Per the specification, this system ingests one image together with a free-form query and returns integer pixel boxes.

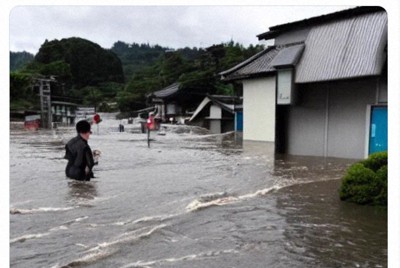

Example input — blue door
[235,111,243,132]
[369,106,388,154]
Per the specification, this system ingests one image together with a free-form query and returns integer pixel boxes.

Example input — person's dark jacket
[64,135,95,181]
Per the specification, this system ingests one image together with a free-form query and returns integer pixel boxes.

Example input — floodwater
[10,114,387,268]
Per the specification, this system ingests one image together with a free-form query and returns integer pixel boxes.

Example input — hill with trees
[10,37,264,114]
[33,37,124,88]
[10,37,125,111]
[10,51,34,72]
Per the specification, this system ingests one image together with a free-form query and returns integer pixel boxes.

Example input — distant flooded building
[51,101,78,126]
[188,95,242,134]
[147,83,183,123]
[74,106,96,123]
[147,82,205,124]
[220,6,387,159]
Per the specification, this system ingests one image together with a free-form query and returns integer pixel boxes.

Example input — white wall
[242,77,276,141]
[209,105,222,119]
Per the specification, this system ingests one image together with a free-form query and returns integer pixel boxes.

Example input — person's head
[76,120,92,140]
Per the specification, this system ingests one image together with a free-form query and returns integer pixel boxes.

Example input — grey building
[220,6,387,159]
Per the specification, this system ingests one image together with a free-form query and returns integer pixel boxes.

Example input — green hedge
[339,151,387,206]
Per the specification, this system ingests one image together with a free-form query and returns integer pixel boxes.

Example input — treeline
[10,51,34,72]
[111,41,169,79]
[115,41,264,111]
[10,37,264,112]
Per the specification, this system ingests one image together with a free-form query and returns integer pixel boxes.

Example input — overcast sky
[9,5,354,55]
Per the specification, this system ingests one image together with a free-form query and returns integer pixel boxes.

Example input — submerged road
[10,116,387,267]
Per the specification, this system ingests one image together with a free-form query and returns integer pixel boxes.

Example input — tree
[82,86,103,112]
[10,72,32,100]
[10,72,38,110]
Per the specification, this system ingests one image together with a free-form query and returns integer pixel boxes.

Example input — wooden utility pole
[37,77,54,129]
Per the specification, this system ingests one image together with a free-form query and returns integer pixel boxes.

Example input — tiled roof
[148,82,180,99]
[270,44,305,68]
[220,46,282,81]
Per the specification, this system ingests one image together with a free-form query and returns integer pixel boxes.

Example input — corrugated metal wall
[296,11,387,83]
[286,79,378,159]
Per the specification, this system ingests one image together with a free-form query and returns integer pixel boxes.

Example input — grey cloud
[9,5,351,54]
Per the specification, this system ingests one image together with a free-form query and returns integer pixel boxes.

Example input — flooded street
[10,115,387,268]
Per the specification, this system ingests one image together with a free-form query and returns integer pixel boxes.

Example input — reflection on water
[243,140,275,156]
[273,154,355,181]
[277,179,387,267]
[66,180,98,204]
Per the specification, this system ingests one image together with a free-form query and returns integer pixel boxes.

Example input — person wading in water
[64,120,97,181]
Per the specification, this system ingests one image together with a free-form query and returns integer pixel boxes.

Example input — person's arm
[84,147,95,170]
[64,145,71,160]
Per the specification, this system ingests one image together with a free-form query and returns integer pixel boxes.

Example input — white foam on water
[11,215,90,245]
[85,224,167,254]
[186,177,342,212]
[10,232,50,244]
[54,224,167,267]
[74,216,89,222]
[49,225,69,232]
[113,222,126,226]
[185,187,280,212]
[186,196,239,212]
[111,214,177,227]
[62,216,90,227]
[10,206,75,215]
[120,248,239,268]
[56,248,118,268]
[238,185,281,199]
[132,214,177,224]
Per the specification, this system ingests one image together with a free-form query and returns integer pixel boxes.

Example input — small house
[147,83,183,123]
[147,82,205,124]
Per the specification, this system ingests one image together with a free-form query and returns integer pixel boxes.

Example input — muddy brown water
[10,118,387,267]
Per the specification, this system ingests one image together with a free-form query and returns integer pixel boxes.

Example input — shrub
[359,151,387,172]
[374,165,388,206]
[339,152,387,206]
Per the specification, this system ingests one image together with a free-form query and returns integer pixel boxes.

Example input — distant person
[64,120,97,181]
